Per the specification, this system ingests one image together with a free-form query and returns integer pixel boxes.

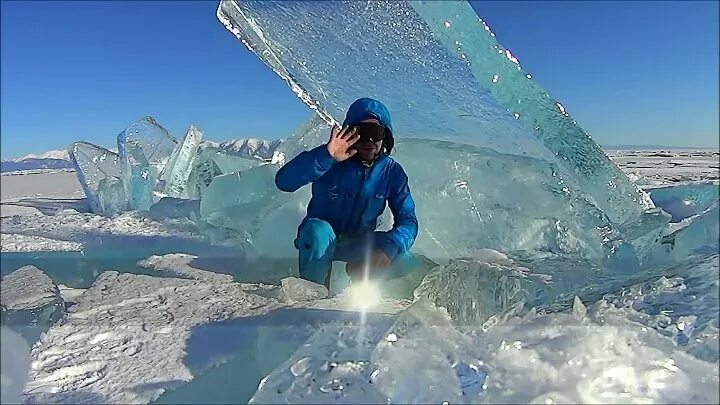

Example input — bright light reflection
[349,280,381,311]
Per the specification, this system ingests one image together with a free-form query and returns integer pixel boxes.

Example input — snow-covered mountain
[15,150,70,161]
[0,138,284,173]
[1,149,73,173]
[201,138,284,159]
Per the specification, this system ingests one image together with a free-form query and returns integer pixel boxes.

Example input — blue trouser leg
[296,219,420,286]
[295,219,337,285]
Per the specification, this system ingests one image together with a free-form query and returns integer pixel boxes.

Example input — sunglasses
[353,122,387,143]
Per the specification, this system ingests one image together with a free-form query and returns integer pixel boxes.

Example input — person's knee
[298,219,336,250]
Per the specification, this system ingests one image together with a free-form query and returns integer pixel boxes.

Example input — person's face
[351,118,384,161]
[353,138,383,161]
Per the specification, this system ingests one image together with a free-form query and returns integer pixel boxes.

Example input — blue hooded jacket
[275,98,418,260]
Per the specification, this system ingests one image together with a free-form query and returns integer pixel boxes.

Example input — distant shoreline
[603,145,719,151]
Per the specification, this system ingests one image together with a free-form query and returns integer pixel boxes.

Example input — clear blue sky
[1,1,718,159]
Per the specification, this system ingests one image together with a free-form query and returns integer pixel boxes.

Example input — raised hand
[327,125,360,162]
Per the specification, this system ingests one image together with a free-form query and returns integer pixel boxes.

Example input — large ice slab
[202,133,661,262]
[199,164,311,258]
[184,143,279,200]
[394,138,633,260]
[217,0,653,228]
[248,322,392,404]
[1,265,64,327]
[369,302,480,403]
[69,141,126,214]
[117,117,177,211]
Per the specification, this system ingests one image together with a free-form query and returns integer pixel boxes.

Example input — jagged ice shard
[159,125,204,199]
[216,0,667,263]
[117,117,177,211]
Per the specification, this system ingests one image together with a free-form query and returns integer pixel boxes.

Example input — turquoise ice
[216,0,667,263]
[68,141,125,214]
[159,125,204,199]
[117,117,177,211]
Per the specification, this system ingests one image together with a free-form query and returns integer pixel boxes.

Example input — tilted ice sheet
[69,141,124,213]
[216,0,652,226]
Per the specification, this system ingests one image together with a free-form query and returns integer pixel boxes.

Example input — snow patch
[0,210,206,250]
[23,270,285,404]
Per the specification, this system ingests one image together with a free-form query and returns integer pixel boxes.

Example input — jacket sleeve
[275,145,336,192]
[378,163,419,261]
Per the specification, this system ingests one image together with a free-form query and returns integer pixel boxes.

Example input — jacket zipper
[347,165,371,233]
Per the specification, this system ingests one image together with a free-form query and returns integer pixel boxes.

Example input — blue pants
[294,218,412,286]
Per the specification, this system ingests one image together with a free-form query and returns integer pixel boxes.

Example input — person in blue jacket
[275,98,419,288]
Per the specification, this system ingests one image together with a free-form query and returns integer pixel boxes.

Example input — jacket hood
[342,98,394,154]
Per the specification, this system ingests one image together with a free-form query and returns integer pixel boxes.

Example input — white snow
[1,266,62,311]
[1,233,83,252]
[1,210,206,253]
[608,150,719,187]
[1,168,76,176]
[23,270,285,404]
[1,171,85,217]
